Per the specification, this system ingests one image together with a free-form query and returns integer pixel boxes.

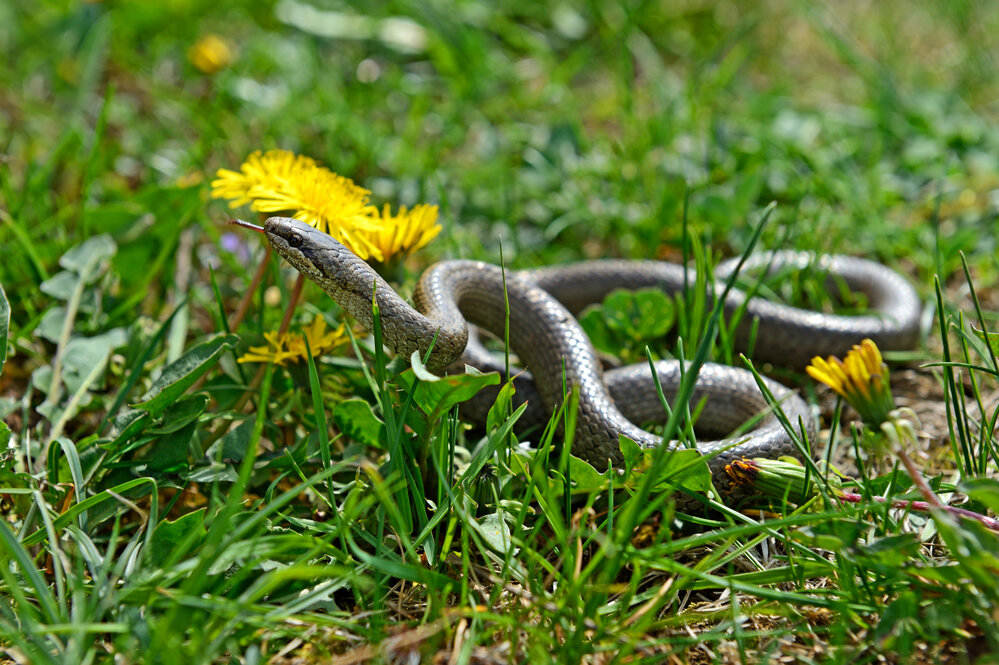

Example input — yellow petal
[214,149,380,261]
[806,360,849,398]
[860,338,883,375]
[844,352,870,385]
[356,203,442,263]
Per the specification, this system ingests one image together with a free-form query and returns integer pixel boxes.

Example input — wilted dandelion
[726,456,843,502]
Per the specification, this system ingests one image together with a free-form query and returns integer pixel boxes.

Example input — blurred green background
[3,0,999,327]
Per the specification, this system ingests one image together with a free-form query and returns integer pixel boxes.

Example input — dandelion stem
[278,273,305,337]
[229,245,272,332]
[895,445,946,510]
[838,492,999,531]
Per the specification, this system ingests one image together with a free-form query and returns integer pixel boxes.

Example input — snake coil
[253,216,921,507]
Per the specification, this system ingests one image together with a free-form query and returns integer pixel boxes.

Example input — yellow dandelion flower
[238,315,349,366]
[806,338,895,426]
[211,150,384,261]
[237,330,300,366]
[302,315,346,351]
[843,354,871,400]
[212,150,316,208]
[805,357,850,399]
[189,34,236,75]
[359,203,442,264]
[288,316,350,359]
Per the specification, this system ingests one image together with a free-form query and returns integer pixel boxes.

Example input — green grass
[3,0,999,663]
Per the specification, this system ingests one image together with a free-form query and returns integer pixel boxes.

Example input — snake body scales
[257,216,921,503]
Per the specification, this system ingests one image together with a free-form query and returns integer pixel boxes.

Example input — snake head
[263,216,312,254]
[261,216,386,307]
[261,216,343,284]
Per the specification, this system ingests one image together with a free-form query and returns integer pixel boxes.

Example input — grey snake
[236,216,922,505]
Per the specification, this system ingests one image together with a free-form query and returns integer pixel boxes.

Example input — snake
[233,216,922,505]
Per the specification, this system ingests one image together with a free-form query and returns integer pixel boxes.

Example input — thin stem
[838,492,999,531]
[277,274,304,337]
[894,445,945,510]
[39,250,104,471]
[229,245,273,332]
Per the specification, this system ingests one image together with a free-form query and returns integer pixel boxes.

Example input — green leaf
[790,529,846,551]
[37,306,66,343]
[897,562,964,585]
[470,511,517,556]
[791,519,868,551]
[410,349,439,382]
[395,363,500,417]
[0,468,31,516]
[960,478,999,514]
[33,330,126,423]
[854,533,921,568]
[516,449,614,496]
[620,437,712,494]
[32,366,53,398]
[579,308,617,356]
[59,328,127,394]
[39,270,79,300]
[132,333,238,416]
[109,409,151,442]
[146,421,196,472]
[603,288,676,339]
[183,463,238,483]
[651,447,712,494]
[555,455,615,493]
[333,397,387,450]
[517,435,712,498]
[206,417,255,462]
[147,394,209,435]
[101,410,154,464]
[486,381,516,434]
[148,509,207,567]
[59,234,117,277]
[619,435,645,474]
[865,471,915,496]
[101,300,187,431]
[579,288,675,360]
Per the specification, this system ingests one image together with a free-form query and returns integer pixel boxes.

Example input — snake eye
[289,234,303,248]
